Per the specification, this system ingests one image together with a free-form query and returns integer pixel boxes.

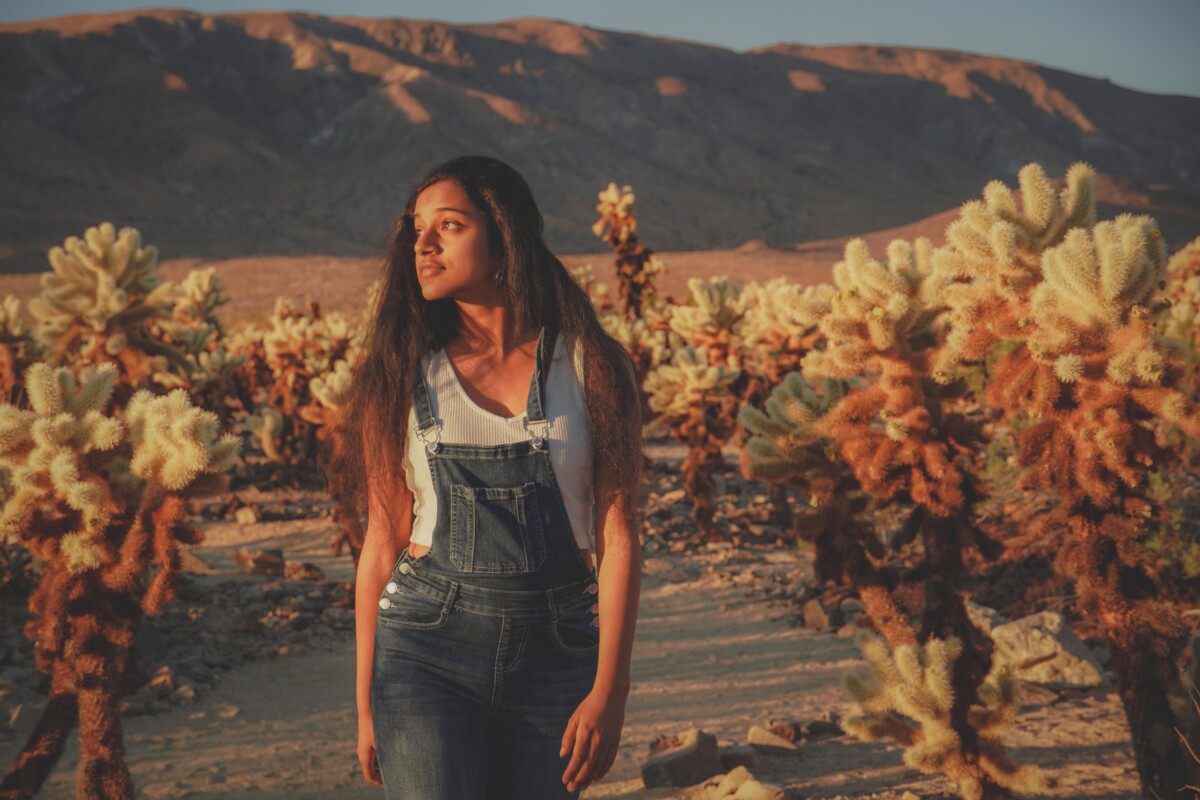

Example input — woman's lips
[418,265,443,277]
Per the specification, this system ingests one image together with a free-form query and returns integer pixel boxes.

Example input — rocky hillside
[1,9,1198,272]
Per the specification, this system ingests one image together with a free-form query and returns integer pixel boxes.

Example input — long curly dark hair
[321,155,643,549]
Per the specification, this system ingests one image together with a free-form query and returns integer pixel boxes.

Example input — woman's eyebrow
[413,206,475,220]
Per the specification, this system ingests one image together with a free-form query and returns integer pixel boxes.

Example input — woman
[324,155,643,799]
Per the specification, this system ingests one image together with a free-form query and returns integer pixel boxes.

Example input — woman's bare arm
[355,471,414,784]
[591,438,643,696]
[561,353,643,792]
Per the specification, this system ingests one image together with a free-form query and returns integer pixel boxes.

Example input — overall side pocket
[376,582,452,630]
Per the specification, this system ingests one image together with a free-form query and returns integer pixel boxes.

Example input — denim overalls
[371,325,600,800]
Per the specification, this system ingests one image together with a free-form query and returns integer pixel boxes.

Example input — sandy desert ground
[0,443,1145,800]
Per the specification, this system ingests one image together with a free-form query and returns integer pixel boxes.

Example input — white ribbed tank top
[402,332,595,550]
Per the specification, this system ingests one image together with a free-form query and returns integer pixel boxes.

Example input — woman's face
[411,179,499,303]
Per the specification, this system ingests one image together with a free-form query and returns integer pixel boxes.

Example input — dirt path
[5,531,1140,799]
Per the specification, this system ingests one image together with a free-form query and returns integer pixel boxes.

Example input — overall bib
[371,325,600,800]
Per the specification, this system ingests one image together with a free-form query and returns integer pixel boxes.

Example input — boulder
[965,601,1010,634]
[990,611,1105,689]
[641,728,723,788]
[717,744,757,770]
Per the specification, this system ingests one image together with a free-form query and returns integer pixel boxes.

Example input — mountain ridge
[1,9,1197,273]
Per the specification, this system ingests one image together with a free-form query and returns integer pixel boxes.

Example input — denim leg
[372,617,493,799]
[484,616,598,799]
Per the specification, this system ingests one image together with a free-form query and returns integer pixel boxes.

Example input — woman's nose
[415,228,439,253]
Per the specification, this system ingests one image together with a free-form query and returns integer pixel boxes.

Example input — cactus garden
[0,164,1197,799]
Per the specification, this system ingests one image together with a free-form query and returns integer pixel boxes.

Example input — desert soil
[0,445,1142,800]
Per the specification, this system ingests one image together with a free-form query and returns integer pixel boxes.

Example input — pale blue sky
[2,0,1198,98]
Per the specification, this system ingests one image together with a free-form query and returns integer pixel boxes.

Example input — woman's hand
[358,714,383,787]
[560,683,628,793]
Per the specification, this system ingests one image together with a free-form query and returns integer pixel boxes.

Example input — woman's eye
[442,220,462,230]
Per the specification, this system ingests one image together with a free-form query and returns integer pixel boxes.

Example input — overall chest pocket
[450,482,547,574]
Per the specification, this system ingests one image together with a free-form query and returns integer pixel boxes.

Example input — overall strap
[524,324,556,448]
[411,351,442,452]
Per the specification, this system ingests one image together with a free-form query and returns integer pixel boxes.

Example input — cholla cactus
[146,267,250,425]
[0,295,48,402]
[740,372,918,643]
[644,347,740,536]
[1159,236,1200,399]
[569,263,614,314]
[934,164,1200,795]
[734,278,830,519]
[0,361,239,799]
[236,298,361,467]
[746,234,1004,793]
[669,277,749,368]
[736,278,826,383]
[930,163,1095,383]
[600,312,674,376]
[804,238,977,517]
[843,631,1052,800]
[592,183,665,320]
[26,222,192,395]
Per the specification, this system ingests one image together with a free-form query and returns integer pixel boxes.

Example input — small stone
[714,765,754,796]
[660,489,687,505]
[669,566,699,582]
[216,703,240,719]
[801,599,829,631]
[234,548,284,576]
[178,549,216,574]
[733,779,788,800]
[718,744,757,770]
[835,621,858,638]
[146,665,175,696]
[284,561,325,581]
[119,700,151,717]
[290,612,318,631]
[806,713,842,737]
[765,719,802,742]
[641,728,723,788]
[169,684,196,705]
[838,597,865,617]
[234,506,258,525]
[747,725,797,752]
